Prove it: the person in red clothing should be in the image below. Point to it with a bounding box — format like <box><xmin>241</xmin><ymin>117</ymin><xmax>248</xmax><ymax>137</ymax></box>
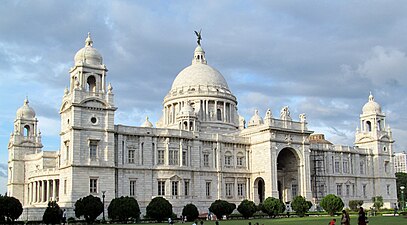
<box><xmin>329</xmin><ymin>218</ymin><xmax>337</xmax><ymax>225</ymax></box>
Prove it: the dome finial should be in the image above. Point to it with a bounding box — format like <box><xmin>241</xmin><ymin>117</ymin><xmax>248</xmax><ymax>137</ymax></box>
<box><xmin>194</xmin><ymin>29</ymin><xmax>202</xmax><ymax>46</ymax></box>
<box><xmin>24</xmin><ymin>96</ymin><xmax>29</xmax><ymax>105</ymax></box>
<box><xmin>369</xmin><ymin>91</ymin><xmax>374</xmax><ymax>102</ymax></box>
<box><xmin>85</xmin><ymin>32</ymin><xmax>93</xmax><ymax>47</ymax></box>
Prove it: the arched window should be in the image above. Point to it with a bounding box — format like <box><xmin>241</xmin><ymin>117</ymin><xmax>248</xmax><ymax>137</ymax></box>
<box><xmin>183</xmin><ymin>121</ymin><xmax>188</xmax><ymax>130</ymax></box>
<box><xmin>87</xmin><ymin>76</ymin><xmax>96</xmax><ymax>92</ymax></box>
<box><xmin>217</xmin><ymin>109</ymin><xmax>222</xmax><ymax>121</ymax></box>
<box><xmin>24</xmin><ymin>125</ymin><xmax>30</xmax><ymax>137</ymax></box>
<box><xmin>366</xmin><ymin>121</ymin><xmax>372</xmax><ymax>132</ymax></box>
<box><xmin>377</xmin><ymin>120</ymin><xmax>381</xmax><ymax>131</ymax></box>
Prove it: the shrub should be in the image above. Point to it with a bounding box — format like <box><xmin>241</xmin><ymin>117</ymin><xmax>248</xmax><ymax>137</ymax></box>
<box><xmin>0</xmin><ymin>195</ymin><xmax>23</xmax><ymax>222</ymax></box>
<box><xmin>182</xmin><ymin>203</ymin><xmax>199</xmax><ymax>222</ymax></box>
<box><xmin>372</xmin><ymin>196</ymin><xmax>383</xmax><ymax>211</ymax></box>
<box><xmin>74</xmin><ymin>195</ymin><xmax>103</xmax><ymax>224</ymax></box>
<box><xmin>146</xmin><ymin>197</ymin><xmax>173</xmax><ymax>222</ymax></box>
<box><xmin>260</xmin><ymin>197</ymin><xmax>285</xmax><ymax>218</ymax></box>
<box><xmin>349</xmin><ymin>200</ymin><xmax>364</xmax><ymax>212</ymax></box>
<box><xmin>108</xmin><ymin>196</ymin><xmax>140</xmax><ymax>222</ymax></box>
<box><xmin>291</xmin><ymin>196</ymin><xmax>312</xmax><ymax>217</ymax></box>
<box><xmin>320</xmin><ymin>194</ymin><xmax>344</xmax><ymax>216</ymax></box>
<box><xmin>237</xmin><ymin>200</ymin><xmax>257</xmax><ymax>219</ymax></box>
<box><xmin>209</xmin><ymin>200</ymin><xmax>236</xmax><ymax>220</ymax></box>
<box><xmin>43</xmin><ymin>201</ymin><xmax>62</xmax><ymax>225</ymax></box>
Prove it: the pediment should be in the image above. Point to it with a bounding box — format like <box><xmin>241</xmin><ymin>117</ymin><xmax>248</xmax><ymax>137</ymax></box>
<box><xmin>80</xmin><ymin>98</ymin><xmax>107</xmax><ymax>108</ymax></box>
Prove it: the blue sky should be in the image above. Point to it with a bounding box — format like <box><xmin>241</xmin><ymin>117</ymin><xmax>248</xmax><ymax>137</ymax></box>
<box><xmin>1</xmin><ymin>0</ymin><xmax>407</xmax><ymax>194</ymax></box>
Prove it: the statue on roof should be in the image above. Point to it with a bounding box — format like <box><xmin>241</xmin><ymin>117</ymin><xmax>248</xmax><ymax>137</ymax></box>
<box><xmin>194</xmin><ymin>29</ymin><xmax>202</xmax><ymax>46</ymax></box>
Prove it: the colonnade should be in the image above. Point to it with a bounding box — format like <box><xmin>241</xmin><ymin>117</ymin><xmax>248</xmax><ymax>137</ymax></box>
<box><xmin>27</xmin><ymin>179</ymin><xmax>60</xmax><ymax>204</ymax></box>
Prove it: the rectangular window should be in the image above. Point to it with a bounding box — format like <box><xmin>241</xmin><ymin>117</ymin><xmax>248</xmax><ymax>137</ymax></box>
<box><xmin>130</xmin><ymin>180</ymin><xmax>136</xmax><ymax>197</ymax></box>
<box><xmin>65</xmin><ymin>141</ymin><xmax>70</xmax><ymax>163</ymax></box>
<box><xmin>336</xmin><ymin>184</ymin><xmax>342</xmax><ymax>196</ymax></box>
<box><xmin>184</xmin><ymin>181</ymin><xmax>189</xmax><ymax>197</ymax></box>
<box><xmin>384</xmin><ymin>161</ymin><xmax>389</xmax><ymax>174</ymax></box>
<box><xmin>237</xmin><ymin>157</ymin><xmax>244</xmax><ymax>166</ymax></box>
<box><xmin>363</xmin><ymin>184</ymin><xmax>367</xmax><ymax>197</ymax></box>
<box><xmin>158</xmin><ymin>181</ymin><xmax>165</xmax><ymax>196</ymax></box>
<box><xmin>89</xmin><ymin>141</ymin><xmax>98</xmax><ymax>159</ymax></box>
<box><xmin>346</xmin><ymin>185</ymin><xmax>350</xmax><ymax>196</ymax></box>
<box><xmin>386</xmin><ymin>185</ymin><xmax>390</xmax><ymax>195</ymax></box>
<box><xmin>158</xmin><ymin>150</ymin><xmax>164</xmax><ymax>165</ymax></box>
<box><xmin>172</xmin><ymin>181</ymin><xmax>178</xmax><ymax>196</ymax></box>
<box><xmin>90</xmin><ymin>178</ymin><xmax>97</xmax><ymax>193</ymax></box>
<box><xmin>292</xmin><ymin>184</ymin><xmax>298</xmax><ymax>198</ymax></box>
<box><xmin>237</xmin><ymin>183</ymin><xmax>245</xmax><ymax>197</ymax></box>
<box><xmin>169</xmin><ymin>149</ymin><xmax>178</xmax><ymax>165</ymax></box>
<box><xmin>64</xmin><ymin>179</ymin><xmax>67</xmax><ymax>195</ymax></box>
<box><xmin>203</xmin><ymin>154</ymin><xmax>209</xmax><ymax>167</ymax></box>
<box><xmin>225</xmin><ymin>156</ymin><xmax>232</xmax><ymax>166</ymax></box>
<box><xmin>225</xmin><ymin>183</ymin><xmax>234</xmax><ymax>197</ymax></box>
<box><xmin>206</xmin><ymin>182</ymin><xmax>211</xmax><ymax>197</ymax></box>
<box><xmin>182</xmin><ymin>150</ymin><xmax>188</xmax><ymax>166</ymax></box>
<box><xmin>343</xmin><ymin>161</ymin><xmax>348</xmax><ymax>173</ymax></box>
<box><xmin>128</xmin><ymin>149</ymin><xmax>135</xmax><ymax>164</ymax></box>
<box><xmin>334</xmin><ymin>161</ymin><xmax>340</xmax><ymax>173</ymax></box>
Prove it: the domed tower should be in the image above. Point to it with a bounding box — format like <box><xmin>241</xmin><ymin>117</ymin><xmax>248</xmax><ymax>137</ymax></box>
<box><xmin>159</xmin><ymin>35</ymin><xmax>238</xmax><ymax>133</ymax></box>
<box><xmin>8</xmin><ymin>98</ymin><xmax>43</xmax><ymax>200</ymax></box>
<box><xmin>58</xmin><ymin>33</ymin><xmax>116</xmax><ymax>205</ymax></box>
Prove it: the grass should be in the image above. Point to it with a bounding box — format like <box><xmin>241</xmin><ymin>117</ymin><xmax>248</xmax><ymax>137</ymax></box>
<box><xmin>136</xmin><ymin>215</ymin><xmax>406</xmax><ymax>225</ymax></box>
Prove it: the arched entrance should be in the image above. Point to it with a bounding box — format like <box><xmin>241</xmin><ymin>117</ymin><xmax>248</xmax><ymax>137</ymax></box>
<box><xmin>277</xmin><ymin>147</ymin><xmax>299</xmax><ymax>202</ymax></box>
<box><xmin>254</xmin><ymin>177</ymin><xmax>265</xmax><ymax>204</ymax></box>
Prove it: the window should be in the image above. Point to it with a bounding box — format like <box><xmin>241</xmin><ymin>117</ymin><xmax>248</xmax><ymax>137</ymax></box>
<box><xmin>225</xmin><ymin>183</ymin><xmax>234</xmax><ymax>197</ymax></box>
<box><xmin>89</xmin><ymin>140</ymin><xmax>98</xmax><ymax>159</ymax></box>
<box><xmin>292</xmin><ymin>184</ymin><xmax>298</xmax><ymax>198</ymax></box>
<box><xmin>158</xmin><ymin>181</ymin><xmax>165</xmax><ymax>196</ymax></box>
<box><xmin>182</xmin><ymin>149</ymin><xmax>188</xmax><ymax>166</ymax></box>
<box><xmin>172</xmin><ymin>181</ymin><xmax>178</xmax><ymax>196</ymax></box>
<box><xmin>184</xmin><ymin>181</ymin><xmax>190</xmax><ymax>197</ymax></box>
<box><xmin>206</xmin><ymin>182</ymin><xmax>211</xmax><ymax>197</ymax></box>
<box><xmin>169</xmin><ymin>149</ymin><xmax>178</xmax><ymax>165</ymax></box>
<box><xmin>158</xmin><ymin>150</ymin><xmax>164</xmax><ymax>165</ymax></box>
<box><xmin>343</xmin><ymin>161</ymin><xmax>348</xmax><ymax>173</ymax></box>
<box><xmin>336</xmin><ymin>184</ymin><xmax>342</xmax><ymax>196</ymax></box>
<box><xmin>128</xmin><ymin>149</ymin><xmax>135</xmax><ymax>163</ymax></box>
<box><xmin>360</xmin><ymin>161</ymin><xmax>365</xmax><ymax>174</ymax></box>
<box><xmin>203</xmin><ymin>153</ymin><xmax>209</xmax><ymax>167</ymax></box>
<box><xmin>217</xmin><ymin>109</ymin><xmax>222</xmax><ymax>121</ymax></box>
<box><xmin>362</xmin><ymin>184</ymin><xmax>367</xmax><ymax>197</ymax></box>
<box><xmin>24</xmin><ymin>125</ymin><xmax>30</xmax><ymax>137</ymax></box>
<box><xmin>87</xmin><ymin>75</ymin><xmax>96</xmax><ymax>92</ymax></box>
<box><xmin>130</xmin><ymin>180</ymin><xmax>136</xmax><ymax>197</ymax></box>
<box><xmin>237</xmin><ymin>183</ymin><xmax>245</xmax><ymax>197</ymax></box>
<box><xmin>334</xmin><ymin>161</ymin><xmax>340</xmax><ymax>173</ymax></box>
<box><xmin>65</xmin><ymin>141</ymin><xmax>70</xmax><ymax>163</ymax></box>
<box><xmin>225</xmin><ymin>153</ymin><xmax>232</xmax><ymax>166</ymax></box>
<box><xmin>64</xmin><ymin>179</ymin><xmax>67</xmax><ymax>195</ymax></box>
<box><xmin>237</xmin><ymin>153</ymin><xmax>244</xmax><ymax>166</ymax></box>
<box><xmin>346</xmin><ymin>185</ymin><xmax>350</xmax><ymax>196</ymax></box>
<box><xmin>90</xmin><ymin>178</ymin><xmax>97</xmax><ymax>193</ymax></box>
<box><xmin>387</xmin><ymin>185</ymin><xmax>390</xmax><ymax>195</ymax></box>
<box><xmin>384</xmin><ymin>161</ymin><xmax>389</xmax><ymax>174</ymax></box>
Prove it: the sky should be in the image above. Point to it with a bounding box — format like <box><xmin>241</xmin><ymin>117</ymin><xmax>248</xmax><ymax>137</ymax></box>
<box><xmin>1</xmin><ymin>0</ymin><xmax>407</xmax><ymax>194</ymax></box>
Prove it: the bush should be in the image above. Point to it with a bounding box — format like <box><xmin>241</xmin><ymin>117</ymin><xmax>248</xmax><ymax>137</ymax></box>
<box><xmin>372</xmin><ymin>196</ymin><xmax>383</xmax><ymax>211</ymax></box>
<box><xmin>182</xmin><ymin>203</ymin><xmax>199</xmax><ymax>222</ymax></box>
<box><xmin>108</xmin><ymin>196</ymin><xmax>140</xmax><ymax>222</ymax></box>
<box><xmin>209</xmin><ymin>200</ymin><xmax>236</xmax><ymax>220</ymax></box>
<box><xmin>237</xmin><ymin>200</ymin><xmax>257</xmax><ymax>219</ymax></box>
<box><xmin>146</xmin><ymin>197</ymin><xmax>173</xmax><ymax>222</ymax></box>
<box><xmin>349</xmin><ymin>200</ymin><xmax>364</xmax><ymax>212</ymax></box>
<box><xmin>43</xmin><ymin>201</ymin><xmax>62</xmax><ymax>225</ymax></box>
<box><xmin>291</xmin><ymin>196</ymin><xmax>312</xmax><ymax>217</ymax></box>
<box><xmin>0</xmin><ymin>195</ymin><xmax>23</xmax><ymax>222</ymax></box>
<box><xmin>260</xmin><ymin>197</ymin><xmax>285</xmax><ymax>218</ymax></box>
<box><xmin>74</xmin><ymin>195</ymin><xmax>103</xmax><ymax>224</ymax></box>
<box><xmin>320</xmin><ymin>194</ymin><xmax>344</xmax><ymax>216</ymax></box>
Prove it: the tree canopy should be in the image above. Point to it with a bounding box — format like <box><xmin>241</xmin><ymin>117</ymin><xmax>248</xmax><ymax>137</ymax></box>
<box><xmin>260</xmin><ymin>197</ymin><xmax>285</xmax><ymax>218</ymax></box>
<box><xmin>43</xmin><ymin>201</ymin><xmax>62</xmax><ymax>225</ymax></box>
<box><xmin>237</xmin><ymin>200</ymin><xmax>257</xmax><ymax>219</ymax></box>
<box><xmin>209</xmin><ymin>199</ymin><xmax>236</xmax><ymax>220</ymax></box>
<box><xmin>291</xmin><ymin>196</ymin><xmax>312</xmax><ymax>217</ymax></box>
<box><xmin>108</xmin><ymin>196</ymin><xmax>140</xmax><ymax>223</ymax></box>
<box><xmin>146</xmin><ymin>197</ymin><xmax>173</xmax><ymax>222</ymax></box>
<box><xmin>320</xmin><ymin>194</ymin><xmax>344</xmax><ymax>216</ymax></box>
<box><xmin>0</xmin><ymin>195</ymin><xmax>23</xmax><ymax>222</ymax></box>
<box><xmin>182</xmin><ymin>203</ymin><xmax>199</xmax><ymax>222</ymax></box>
<box><xmin>74</xmin><ymin>195</ymin><xmax>103</xmax><ymax>224</ymax></box>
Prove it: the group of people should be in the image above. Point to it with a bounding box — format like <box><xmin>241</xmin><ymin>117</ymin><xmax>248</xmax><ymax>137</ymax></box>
<box><xmin>329</xmin><ymin>207</ymin><xmax>368</xmax><ymax>225</ymax></box>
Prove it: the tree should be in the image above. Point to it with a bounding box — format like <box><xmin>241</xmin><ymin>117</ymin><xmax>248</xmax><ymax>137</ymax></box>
<box><xmin>74</xmin><ymin>195</ymin><xmax>103</xmax><ymax>224</ymax></box>
<box><xmin>320</xmin><ymin>194</ymin><xmax>344</xmax><ymax>216</ymax></box>
<box><xmin>396</xmin><ymin>172</ymin><xmax>407</xmax><ymax>205</ymax></box>
<box><xmin>146</xmin><ymin>197</ymin><xmax>173</xmax><ymax>222</ymax></box>
<box><xmin>260</xmin><ymin>197</ymin><xmax>285</xmax><ymax>218</ymax></box>
<box><xmin>209</xmin><ymin>200</ymin><xmax>236</xmax><ymax>220</ymax></box>
<box><xmin>372</xmin><ymin>196</ymin><xmax>383</xmax><ymax>211</ymax></box>
<box><xmin>0</xmin><ymin>195</ymin><xmax>23</xmax><ymax>222</ymax></box>
<box><xmin>182</xmin><ymin>203</ymin><xmax>199</xmax><ymax>222</ymax></box>
<box><xmin>43</xmin><ymin>201</ymin><xmax>62</xmax><ymax>225</ymax></box>
<box><xmin>237</xmin><ymin>200</ymin><xmax>257</xmax><ymax>219</ymax></box>
<box><xmin>291</xmin><ymin>196</ymin><xmax>312</xmax><ymax>217</ymax></box>
<box><xmin>349</xmin><ymin>200</ymin><xmax>364</xmax><ymax>212</ymax></box>
<box><xmin>108</xmin><ymin>196</ymin><xmax>140</xmax><ymax>223</ymax></box>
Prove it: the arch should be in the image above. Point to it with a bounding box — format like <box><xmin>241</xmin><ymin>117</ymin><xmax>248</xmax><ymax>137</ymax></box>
<box><xmin>277</xmin><ymin>147</ymin><xmax>300</xmax><ymax>202</ymax></box>
<box><xmin>24</xmin><ymin>125</ymin><xmax>30</xmax><ymax>137</ymax></box>
<box><xmin>254</xmin><ymin>177</ymin><xmax>265</xmax><ymax>204</ymax></box>
<box><xmin>366</xmin><ymin>121</ymin><xmax>372</xmax><ymax>132</ymax></box>
<box><xmin>87</xmin><ymin>75</ymin><xmax>96</xmax><ymax>92</ymax></box>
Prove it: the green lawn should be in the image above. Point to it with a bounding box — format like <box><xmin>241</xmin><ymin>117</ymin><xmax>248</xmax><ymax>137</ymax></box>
<box><xmin>141</xmin><ymin>215</ymin><xmax>406</xmax><ymax>225</ymax></box>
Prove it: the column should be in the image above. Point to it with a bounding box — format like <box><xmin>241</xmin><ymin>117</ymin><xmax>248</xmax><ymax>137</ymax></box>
<box><xmin>47</xmin><ymin>180</ymin><xmax>51</xmax><ymax>202</ymax></box>
<box><xmin>53</xmin><ymin>179</ymin><xmax>57</xmax><ymax>200</ymax></box>
<box><xmin>271</xmin><ymin>145</ymin><xmax>279</xmax><ymax>198</ymax></box>
<box><xmin>223</xmin><ymin>102</ymin><xmax>226</xmax><ymax>122</ymax></box>
<box><xmin>205</xmin><ymin>100</ymin><xmax>208</xmax><ymax>121</ymax></box>
<box><xmin>35</xmin><ymin>181</ymin><xmax>38</xmax><ymax>203</ymax></box>
<box><xmin>39</xmin><ymin>181</ymin><xmax>42</xmax><ymax>202</ymax></box>
<box><xmin>214</xmin><ymin>101</ymin><xmax>217</xmax><ymax>120</ymax></box>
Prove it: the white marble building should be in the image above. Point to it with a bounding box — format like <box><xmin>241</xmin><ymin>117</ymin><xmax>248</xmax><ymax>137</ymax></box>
<box><xmin>395</xmin><ymin>152</ymin><xmax>407</xmax><ymax>173</ymax></box>
<box><xmin>7</xmin><ymin>34</ymin><xmax>397</xmax><ymax>220</ymax></box>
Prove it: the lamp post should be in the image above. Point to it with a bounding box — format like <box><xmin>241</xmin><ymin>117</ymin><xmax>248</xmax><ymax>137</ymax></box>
<box><xmin>102</xmin><ymin>190</ymin><xmax>106</xmax><ymax>222</ymax></box>
<box><xmin>401</xmin><ymin>186</ymin><xmax>405</xmax><ymax>211</ymax></box>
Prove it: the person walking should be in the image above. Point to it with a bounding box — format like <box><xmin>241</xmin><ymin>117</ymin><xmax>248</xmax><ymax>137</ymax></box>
<box><xmin>341</xmin><ymin>210</ymin><xmax>350</xmax><ymax>225</ymax></box>
<box><xmin>358</xmin><ymin>207</ymin><xmax>367</xmax><ymax>225</ymax></box>
<box><xmin>62</xmin><ymin>209</ymin><xmax>67</xmax><ymax>225</ymax></box>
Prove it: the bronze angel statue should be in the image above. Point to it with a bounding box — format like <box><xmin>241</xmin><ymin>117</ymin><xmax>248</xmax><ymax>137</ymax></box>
<box><xmin>194</xmin><ymin>29</ymin><xmax>202</xmax><ymax>45</ymax></box>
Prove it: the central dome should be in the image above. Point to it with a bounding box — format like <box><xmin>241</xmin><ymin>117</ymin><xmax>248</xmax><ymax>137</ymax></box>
<box><xmin>171</xmin><ymin>63</ymin><xmax>229</xmax><ymax>91</ymax></box>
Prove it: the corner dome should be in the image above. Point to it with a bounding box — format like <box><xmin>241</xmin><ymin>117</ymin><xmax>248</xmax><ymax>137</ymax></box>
<box><xmin>248</xmin><ymin>110</ymin><xmax>263</xmax><ymax>127</ymax></box>
<box><xmin>141</xmin><ymin>117</ymin><xmax>153</xmax><ymax>128</ymax></box>
<box><xmin>74</xmin><ymin>33</ymin><xmax>103</xmax><ymax>65</ymax></box>
<box><xmin>362</xmin><ymin>93</ymin><xmax>382</xmax><ymax>114</ymax></box>
<box><xmin>17</xmin><ymin>98</ymin><xmax>36</xmax><ymax>118</ymax></box>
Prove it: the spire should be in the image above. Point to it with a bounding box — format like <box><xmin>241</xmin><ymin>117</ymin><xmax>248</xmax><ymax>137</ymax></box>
<box><xmin>85</xmin><ymin>32</ymin><xmax>93</xmax><ymax>47</ymax></box>
<box><xmin>24</xmin><ymin>96</ymin><xmax>29</xmax><ymax>105</ymax></box>
<box><xmin>368</xmin><ymin>91</ymin><xmax>374</xmax><ymax>102</ymax></box>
